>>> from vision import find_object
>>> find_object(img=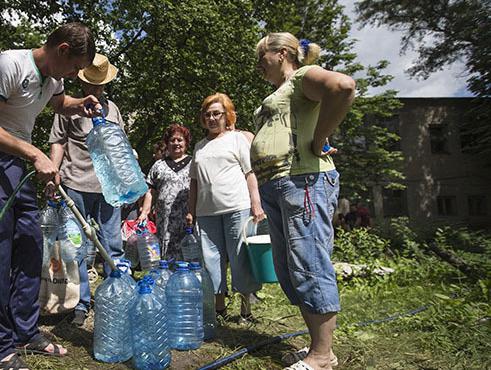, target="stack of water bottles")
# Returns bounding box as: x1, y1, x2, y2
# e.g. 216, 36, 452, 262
86, 110, 148, 207
93, 259, 218, 368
